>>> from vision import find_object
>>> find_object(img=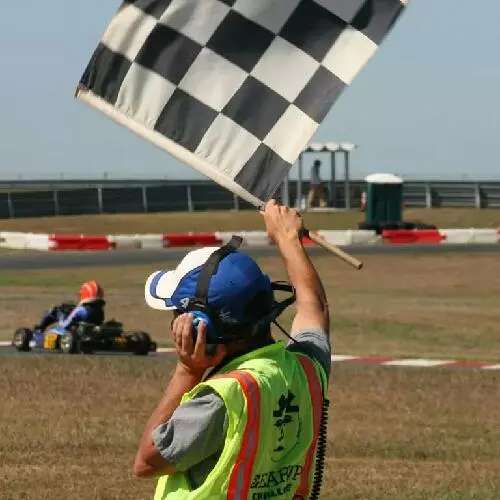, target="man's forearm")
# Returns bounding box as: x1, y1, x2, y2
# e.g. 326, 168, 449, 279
134, 364, 204, 477
277, 235, 330, 334
277, 236, 327, 308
